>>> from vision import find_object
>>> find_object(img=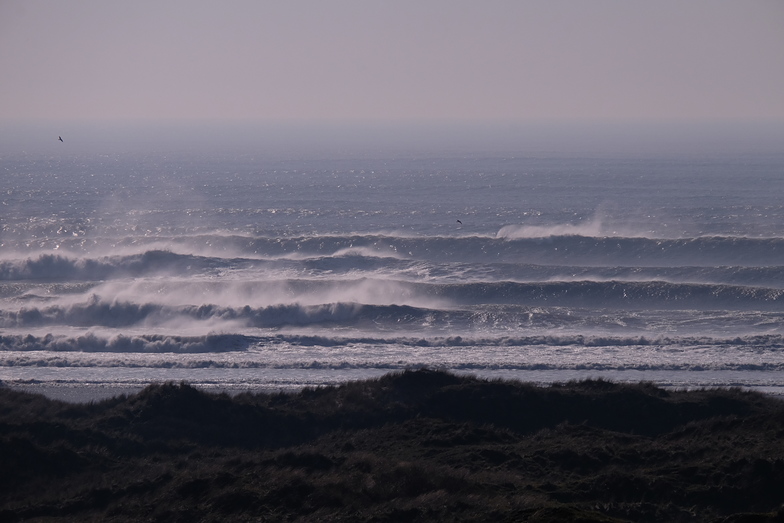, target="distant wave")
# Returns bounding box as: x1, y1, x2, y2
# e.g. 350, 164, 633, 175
0, 250, 423, 285
176, 233, 784, 268
3, 237, 784, 292
0, 251, 226, 281
5, 233, 784, 267
496, 221, 606, 239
